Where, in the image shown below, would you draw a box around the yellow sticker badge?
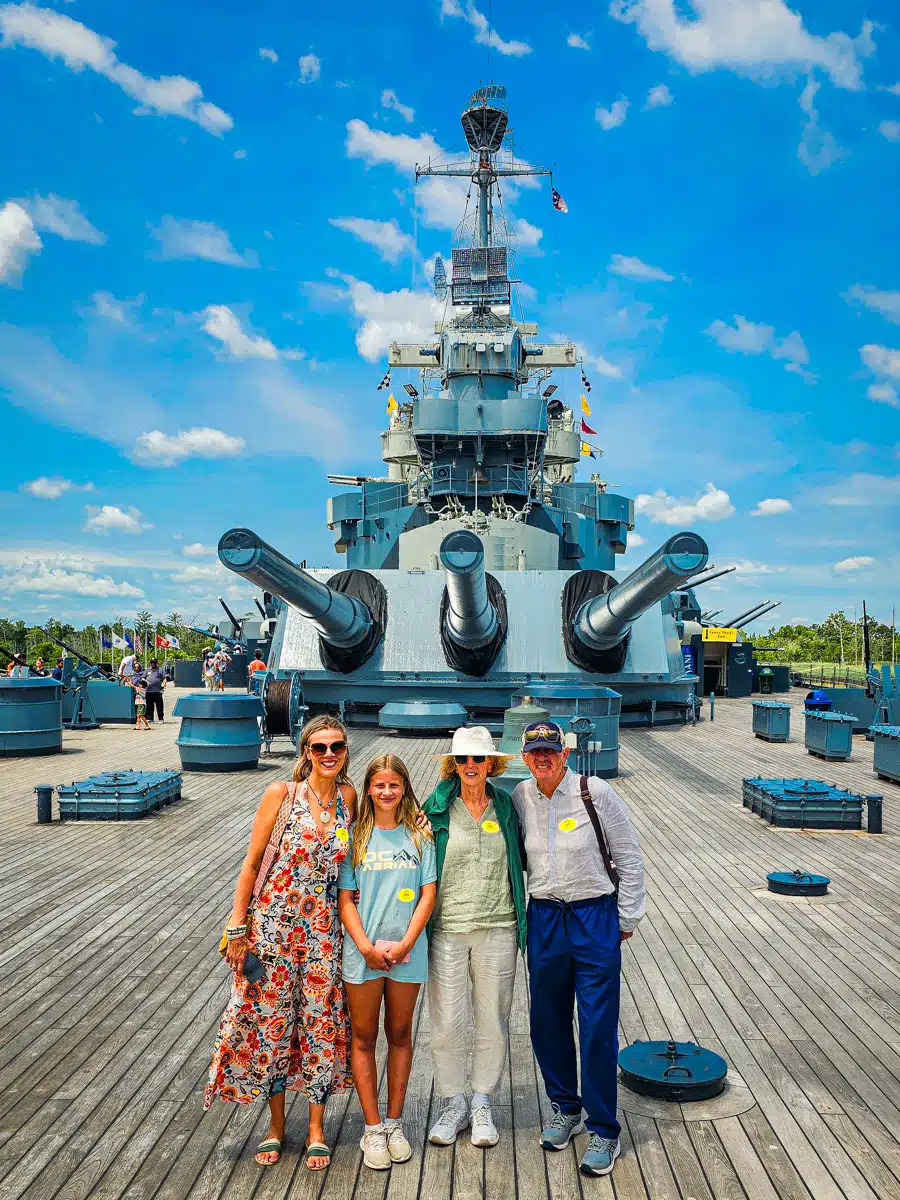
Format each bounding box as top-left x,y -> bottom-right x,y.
559,817 -> 578,832
335,827 -> 349,842
481,820 -> 500,834
397,888 -> 415,903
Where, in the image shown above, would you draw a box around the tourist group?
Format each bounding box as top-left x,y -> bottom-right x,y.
205,714 -> 646,1179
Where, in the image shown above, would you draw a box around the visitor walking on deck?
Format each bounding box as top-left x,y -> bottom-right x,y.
514,721 -> 645,1178
421,727 -> 526,1150
131,674 -> 149,730
338,754 -> 436,1171
205,715 -> 356,1172
202,648 -> 216,691
143,658 -> 166,723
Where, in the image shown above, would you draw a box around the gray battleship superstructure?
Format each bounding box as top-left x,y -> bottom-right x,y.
218,84 -> 713,731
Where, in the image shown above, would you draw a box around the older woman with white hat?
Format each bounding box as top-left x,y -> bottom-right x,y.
421,726 -> 526,1150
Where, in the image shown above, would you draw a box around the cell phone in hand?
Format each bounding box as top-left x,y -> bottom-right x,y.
241,949 -> 266,984
375,939 -> 411,965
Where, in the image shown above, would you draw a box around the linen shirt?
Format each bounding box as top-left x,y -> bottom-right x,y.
432,798 -> 517,934
511,769 -> 646,933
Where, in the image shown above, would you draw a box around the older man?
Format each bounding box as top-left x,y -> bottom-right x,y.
512,721 -> 645,1178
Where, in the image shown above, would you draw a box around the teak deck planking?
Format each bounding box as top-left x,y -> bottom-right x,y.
0,689 -> 897,1199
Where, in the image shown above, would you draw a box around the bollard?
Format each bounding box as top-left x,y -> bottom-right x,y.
35,785 -> 54,824
709,692 -> 715,722
866,794 -> 884,834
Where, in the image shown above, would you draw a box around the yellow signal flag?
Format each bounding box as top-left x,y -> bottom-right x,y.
581,394 -> 591,417
580,441 -> 596,458
386,393 -> 398,414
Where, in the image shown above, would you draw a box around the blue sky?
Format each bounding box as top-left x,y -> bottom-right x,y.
0,0 -> 898,633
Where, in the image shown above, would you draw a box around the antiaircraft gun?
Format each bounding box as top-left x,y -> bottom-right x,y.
44,637 -> 104,729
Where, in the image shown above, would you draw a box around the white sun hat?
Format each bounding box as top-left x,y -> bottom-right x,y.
434,725 -> 511,759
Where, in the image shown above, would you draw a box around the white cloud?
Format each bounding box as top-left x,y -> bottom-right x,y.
567,32 -> 591,50
635,481 -> 735,525
861,344 -> 900,380
845,284 -> 900,325
628,532 -> 647,546
0,201 -> 41,285
381,88 -> 414,122
0,558 -> 143,598
797,78 -> 841,175
132,427 -> 245,468
751,497 -> 792,517
0,3 -> 232,133
329,216 -> 415,263
513,218 -> 542,252
608,0 -> 874,90
298,53 -> 320,83
440,0 -> 531,56
727,558 -> 779,576
706,315 -> 812,378
645,83 -> 673,108
879,121 -> 900,142
815,473 -> 900,507
88,290 -> 141,325
150,216 -> 255,266
22,476 -> 93,499
259,47 -> 278,63
576,344 -> 625,381
23,193 -> 105,243
834,556 -> 874,572
183,542 -> 215,557
868,383 -> 899,408
596,98 -> 629,130
609,253 -> 673,282
233,149 -> 247,160
83,504 -> 151,535
329,271 -> 444,362
201,304 -> 301,361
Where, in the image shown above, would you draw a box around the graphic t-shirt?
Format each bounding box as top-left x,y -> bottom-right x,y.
338,824 -> 436,984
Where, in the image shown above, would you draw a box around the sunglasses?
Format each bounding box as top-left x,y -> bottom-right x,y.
523,727 -> 562,745
308,740 -> 347,756
455,754 -> 486,765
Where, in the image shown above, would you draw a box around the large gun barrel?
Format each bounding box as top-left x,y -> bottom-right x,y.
737,600 -> 781,628
685,564 -> 736,589
575,532 -> 709,655
724,601 -> 772,628
218,528 -> 372,650
47,635 -> 102,674
218,596 -> 243,638
439,531 -> 499,649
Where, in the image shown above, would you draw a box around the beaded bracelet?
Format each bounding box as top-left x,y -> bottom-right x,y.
225,925 -> 247,939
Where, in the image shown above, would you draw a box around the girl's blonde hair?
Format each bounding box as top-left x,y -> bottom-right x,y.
292,714 -> 351,785
352,754 -> 430,868
438,754 -> 508,781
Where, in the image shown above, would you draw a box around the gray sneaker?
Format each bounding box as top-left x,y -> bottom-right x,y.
539,1104 -> 586,1150
470,1102 -> 499,1147
385,1122 -> 412,1163
580,1134 -> 620,1176
360,1127 -> 391,1170
429,1100 -> 469,1145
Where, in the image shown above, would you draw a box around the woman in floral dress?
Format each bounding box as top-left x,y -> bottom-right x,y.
205,715 -> 357,1171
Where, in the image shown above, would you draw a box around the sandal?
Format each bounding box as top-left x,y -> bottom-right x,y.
305,1141 -> 332,1171
255,1137 -> 283,1166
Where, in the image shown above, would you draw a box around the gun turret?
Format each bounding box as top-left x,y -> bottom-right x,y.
218,528 -> 373,651
47,635 -> 103,678
217,596 -> 243,638
438,530 -> 507,676
571,532 -> 709,672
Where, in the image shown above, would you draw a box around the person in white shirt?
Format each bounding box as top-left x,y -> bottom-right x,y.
512,721 -> 646,1180
117,653 -> 136,683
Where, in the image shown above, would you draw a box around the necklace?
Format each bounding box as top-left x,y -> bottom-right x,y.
307,780 -> 337,824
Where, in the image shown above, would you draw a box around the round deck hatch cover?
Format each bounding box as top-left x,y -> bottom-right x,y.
618,1040 -> 728,1101
767,869 -> 830,896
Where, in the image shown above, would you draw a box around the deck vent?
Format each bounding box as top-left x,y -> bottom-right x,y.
766,869 -> 830,896
618,1040 -> 728,1102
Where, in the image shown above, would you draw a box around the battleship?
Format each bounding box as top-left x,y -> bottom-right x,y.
1,84 -> 897,1200
216,83 -> 718,734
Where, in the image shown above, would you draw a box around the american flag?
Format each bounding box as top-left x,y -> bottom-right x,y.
134,632 -> 143,654
552,188 -> 568,214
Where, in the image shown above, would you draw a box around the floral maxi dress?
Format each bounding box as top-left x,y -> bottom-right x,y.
205,782 -> 353,1107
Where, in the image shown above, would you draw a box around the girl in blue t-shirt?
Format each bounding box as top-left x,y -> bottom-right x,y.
338,754 -> 436,1171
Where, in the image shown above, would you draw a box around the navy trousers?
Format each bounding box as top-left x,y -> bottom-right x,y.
527,895 -> 621,1139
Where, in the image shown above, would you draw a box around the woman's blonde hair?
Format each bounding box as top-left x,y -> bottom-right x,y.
438,754 -> 508,781
352,754 -> 430,868
292,713 -> 351,784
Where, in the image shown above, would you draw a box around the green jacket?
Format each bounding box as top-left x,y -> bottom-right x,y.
422,777 -> 527,953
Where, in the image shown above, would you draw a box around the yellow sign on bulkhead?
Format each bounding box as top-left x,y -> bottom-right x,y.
702,626 -> 739,643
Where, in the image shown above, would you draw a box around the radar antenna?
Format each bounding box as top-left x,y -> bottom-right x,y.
433,255 -> 448,300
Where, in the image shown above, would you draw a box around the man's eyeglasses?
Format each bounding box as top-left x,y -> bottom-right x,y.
523,727 -> 562,746
454,754 -> 486,765
308,740 -> 347,756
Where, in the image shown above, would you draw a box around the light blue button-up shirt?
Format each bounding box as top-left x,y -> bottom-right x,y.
511,768 -> 646,932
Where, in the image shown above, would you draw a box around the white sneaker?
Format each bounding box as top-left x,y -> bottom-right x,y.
385,1122 -> 412,1163
360,1127 -> 391,1170
470,1103 -> 499,1147
428,1100 -> 470,1145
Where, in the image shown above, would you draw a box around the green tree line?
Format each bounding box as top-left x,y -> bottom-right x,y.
750,610 -> 897,667
0,612 -> 221,670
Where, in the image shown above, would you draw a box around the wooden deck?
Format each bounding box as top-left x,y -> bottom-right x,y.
0,689 -> 899,1199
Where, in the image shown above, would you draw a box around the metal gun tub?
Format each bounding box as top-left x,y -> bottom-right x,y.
218,528 -> 372,650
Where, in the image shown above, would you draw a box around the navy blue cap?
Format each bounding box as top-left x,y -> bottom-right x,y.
521,720 -> 565,753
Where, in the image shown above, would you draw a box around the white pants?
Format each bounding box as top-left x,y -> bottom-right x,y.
428,927 -> 518,1099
